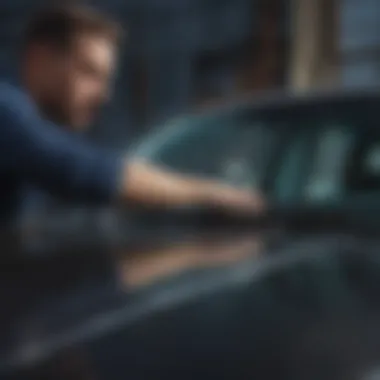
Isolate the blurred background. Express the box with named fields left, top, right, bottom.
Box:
left=0, top=0, right=377, bottom=145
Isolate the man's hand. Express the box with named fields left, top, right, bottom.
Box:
left=123, top=161, right=265, bottom=214
left=202, top=182, right=266, bottom=215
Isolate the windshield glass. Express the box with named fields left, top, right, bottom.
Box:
left=131, top=110, right=286, bottom=191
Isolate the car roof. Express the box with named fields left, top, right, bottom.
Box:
left=248, top=86, right=380, bottom=107
left=190, top=86, right=380, bottom=119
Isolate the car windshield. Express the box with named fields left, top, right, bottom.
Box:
left=131, top=109, right=287, bottom=191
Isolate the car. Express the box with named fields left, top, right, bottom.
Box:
left=4, top=88, right=380, bottom=380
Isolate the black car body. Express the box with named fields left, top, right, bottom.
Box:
left=3, top=88, right=380, bottom=380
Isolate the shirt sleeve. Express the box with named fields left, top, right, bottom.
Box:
left=0, top=98, right=124, bottom=204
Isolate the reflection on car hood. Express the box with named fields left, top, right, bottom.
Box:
left=1, top=229, right=379, bottom=374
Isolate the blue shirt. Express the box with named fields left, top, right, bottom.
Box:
left=0, top=82, right=123, bottom=224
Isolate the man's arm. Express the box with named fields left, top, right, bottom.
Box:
left=122, top=161, right=264, bottom=213
left=0, top=100, right=122, bottom=203
left=0, top=99, right=264, bottom=212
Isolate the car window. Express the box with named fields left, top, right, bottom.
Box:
left=345, top=136, right=380, bottom=194
left=131, top=111, right=283, bottom=190
left=273, top=111, right=380, bottom=205
left=304, top=126, right=354, bottom=202
left=273, top=127, right=316, bottom=202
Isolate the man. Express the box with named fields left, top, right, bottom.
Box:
left=0, top=5, right=263, bottom=224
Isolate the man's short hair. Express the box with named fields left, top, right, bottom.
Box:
left=24, top=4, right=122, bottom=50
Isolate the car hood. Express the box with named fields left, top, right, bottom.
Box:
left=2, top=226, right=380, bottom=374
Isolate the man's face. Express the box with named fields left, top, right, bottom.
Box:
left=37, top=34, right=117, bottom=130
